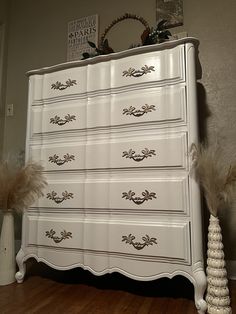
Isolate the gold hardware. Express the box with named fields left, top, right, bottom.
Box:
left=123, top=104, right=156, bottom=117
left=49, top=114, right=76, bottom=126
left=122, top=233, right=157, bottom=250
left=51, top=79, right=77, bottom=90
left=48, top=153, right=75, bottom=166
left=122, top=65, right=155, bottom=78
left=45, top=229, right=72, bottom=243
left=46, top=191, right=74, bottom=204
left=122, top=148, right=156, bottom=162
left=122, top=190, right=156, bottom=205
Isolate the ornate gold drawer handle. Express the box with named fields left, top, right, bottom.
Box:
left=50, top=114, right=76, bottom=126
left=122, top=148, right=156, bottom=162
left=122, top=234, right=157, bottom=250
left=48, top=153, right=75, bottom=166
left=123, top=104, right=156, bottom=117
left=45, top=229, right=72, bottom=243
left=122, top=65, right=155, bottom=78
left=46, top=190, right=74, bottom=204
left=122, top=190, right=156, bottom=205
left=51, top=79, right=77, bottom=90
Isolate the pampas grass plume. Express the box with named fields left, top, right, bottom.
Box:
left=191, top=143, right=236, bottom=216
left=0, top=160, right=47, bottom=212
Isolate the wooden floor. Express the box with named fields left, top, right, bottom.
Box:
left=0, top=261, right=235, bottom=314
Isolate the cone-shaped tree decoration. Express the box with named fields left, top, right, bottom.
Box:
left=190, top=143, right=236, bottom=314
left=206, top=215, right=231, bottom=314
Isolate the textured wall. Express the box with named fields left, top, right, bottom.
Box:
left=0, top=0, right=9, bottom=158
left=2, top=0, right=236, bottom=261
left=182, top=0, right=236, bottom=261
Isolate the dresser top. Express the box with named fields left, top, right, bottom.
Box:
left=27, top=37, right=199, bottom=76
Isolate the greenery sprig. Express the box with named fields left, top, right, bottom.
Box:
left=141, top=20, right=172, bottom=45
left=82, top=39, right=114, bottom=59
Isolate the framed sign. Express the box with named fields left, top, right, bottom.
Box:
left=156, top=0, right=183, bottom=28
left=67, top=14, right=99, bottom=61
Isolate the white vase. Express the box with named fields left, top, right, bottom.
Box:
left=0, top=210, right=16, bottom=285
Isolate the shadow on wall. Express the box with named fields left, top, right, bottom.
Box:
left=197, top=82, right=211, bottom=142
left=195, top=44, right=211, bottom=143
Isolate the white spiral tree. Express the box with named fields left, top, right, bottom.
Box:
left=206, top=215, right=231, bottom=313
left=191, top=143, right=235, bottom=314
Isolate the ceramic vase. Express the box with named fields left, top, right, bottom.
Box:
left=0, top=210, right=16, bottom=285
left=206, top=214, right=232, bottom=314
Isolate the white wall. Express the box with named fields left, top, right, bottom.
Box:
left=2, top=0, right=236, bottom=264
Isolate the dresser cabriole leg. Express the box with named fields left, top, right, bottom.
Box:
left=15, top=248, right=26, bottom=283
left=193, top=269, right=207, bottom=314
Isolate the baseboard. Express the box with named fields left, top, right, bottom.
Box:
left=226, top=260, right=236, bottom=280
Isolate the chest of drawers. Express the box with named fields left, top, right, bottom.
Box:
left=16, top=38, right=207, bottom=313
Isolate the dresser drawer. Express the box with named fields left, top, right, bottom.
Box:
left=31, top=85, right=186, bottom=136
left=87, top=132, right=187, bottom=170
left=98, top=220, right=190, bottom=263
left=31, top=84, right=186, bottom=136
left=30, top=132, right=187, bottom=170
left=34, top=175, right=188, bottom=214
left=30, top=142, right=85, bottom=171
left=31, top=67, right=87, bottom=101
left=31, top=45, right=185, bottom=102
left=27, top=214, right=84, bottom=249
left=86, top=85, right=186, bottom=129
left=31, top=100, right=86, bottom=136
left=27, top=215, right=190, bottom=264
left=111, top=45, right=185, bottom=89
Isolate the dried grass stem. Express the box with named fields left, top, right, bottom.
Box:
left=191, top=143, right=236, bottom=216
left=0, top=161, right=47, bottom=212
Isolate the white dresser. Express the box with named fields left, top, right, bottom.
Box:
left=16, top=38, right=207, bottom=313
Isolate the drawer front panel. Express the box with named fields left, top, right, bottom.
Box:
left=32, top=67, right=87, bottom=101
left=35, top=176, right=188, bottom=214
left=30, top=133, right=187, bottom=171
left=27, top=215, right=84, bottom=249
left=31, top=45, right=185, bottom=101
left=113, top=132, right=187, bottom=169
left=108, top=221, right=190, bottom=262
left=30, top=143, right=85, bottom=171
left=111, top=46, right=185, bottom=89
left=27, top=215, right=190, bottom=263
left=86, top=133, right=187, bottom=170
left=86, top=133, right=187, bottom=169
left=27, top=217, right=190, bottom=263
left=31, top=100, right=86, bottom=135
left=31, top=84, right=186, bottom=135
left=86, top=85, right=186, bottom=129
left=36, top=181, right=85, bottom=209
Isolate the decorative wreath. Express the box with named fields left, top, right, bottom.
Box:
left=82, top=13, right=172, bottom=59
left=99, top=13, right=150, bottom=50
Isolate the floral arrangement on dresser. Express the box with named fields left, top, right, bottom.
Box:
left=0, top=159, right=47, bottom=286
left=191, top=143, right=236, bottom=314
left=82, top=13, right=172, bottom=59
